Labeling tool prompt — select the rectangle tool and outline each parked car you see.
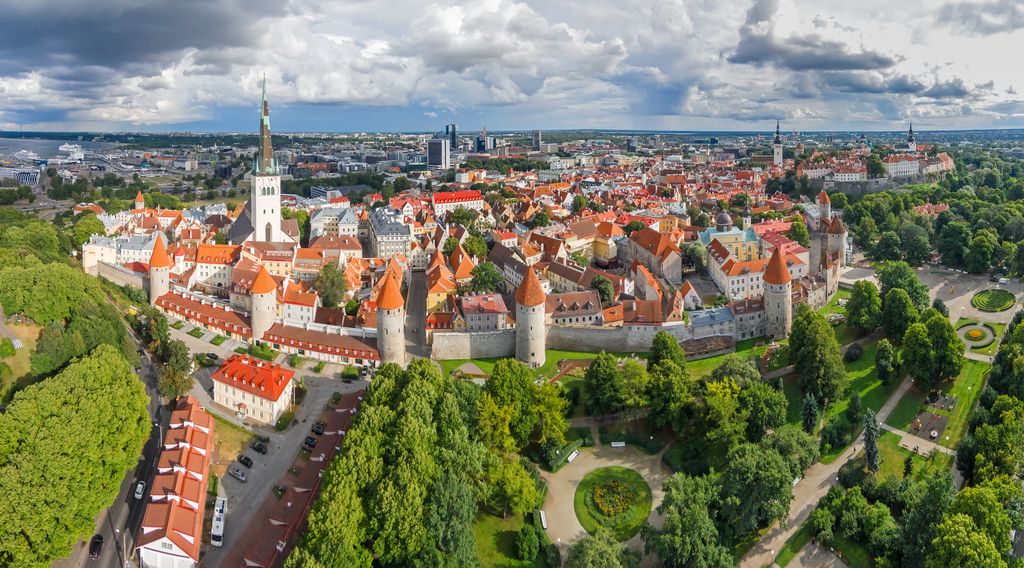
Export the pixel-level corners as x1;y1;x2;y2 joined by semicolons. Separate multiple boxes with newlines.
228;466;247;482
304;436;318;449
251;441;268;454
359;366;369;378
207;352;220;360
134;481;146;500
89;535;103;560
311;422;325;435
238;454;254;468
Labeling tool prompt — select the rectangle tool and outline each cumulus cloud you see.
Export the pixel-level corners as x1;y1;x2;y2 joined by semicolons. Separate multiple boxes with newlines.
937;0;1024;35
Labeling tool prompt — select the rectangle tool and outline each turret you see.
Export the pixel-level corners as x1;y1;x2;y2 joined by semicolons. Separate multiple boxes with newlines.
827;215;848;265
250;265;277;344
817;190;831;224
515;267;547;368
148;234;172;305
375;274;406;366
135;190;145;211
762;246;792;340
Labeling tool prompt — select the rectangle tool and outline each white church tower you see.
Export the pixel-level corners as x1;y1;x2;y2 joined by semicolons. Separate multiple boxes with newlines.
251;78;283;243
772;120;784;167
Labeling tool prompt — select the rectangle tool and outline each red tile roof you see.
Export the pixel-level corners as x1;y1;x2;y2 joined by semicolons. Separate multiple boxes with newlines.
211;354;294;403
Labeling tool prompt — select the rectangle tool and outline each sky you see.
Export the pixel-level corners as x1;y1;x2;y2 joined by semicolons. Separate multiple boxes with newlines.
0;0;1023;133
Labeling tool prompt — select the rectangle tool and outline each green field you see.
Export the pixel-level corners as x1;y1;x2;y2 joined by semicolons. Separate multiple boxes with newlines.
573;466;652;541
971;289;1015;312
473;513;543;568
883;360;989;448
774;522;812;567
876;431;953;481
833;535;874;568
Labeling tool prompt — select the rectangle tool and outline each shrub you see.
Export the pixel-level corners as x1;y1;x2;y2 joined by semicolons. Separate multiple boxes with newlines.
0;337;14;358
820;415;853;452
516;525;539;561
313;361;326;373
843;343;863;362
275;410;295;431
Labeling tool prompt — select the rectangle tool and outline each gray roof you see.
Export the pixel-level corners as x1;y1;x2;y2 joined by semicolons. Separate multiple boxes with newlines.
689;307;735;326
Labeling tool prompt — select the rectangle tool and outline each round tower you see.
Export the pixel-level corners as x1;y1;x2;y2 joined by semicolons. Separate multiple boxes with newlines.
250;265;278;344
817;191;831;225
148;234;172;305
763;246;793;340
515;267;547;368
826;215;848;265
375;274;406;367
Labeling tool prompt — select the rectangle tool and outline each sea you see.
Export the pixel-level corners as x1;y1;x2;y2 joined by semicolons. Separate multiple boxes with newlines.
0;138;119;160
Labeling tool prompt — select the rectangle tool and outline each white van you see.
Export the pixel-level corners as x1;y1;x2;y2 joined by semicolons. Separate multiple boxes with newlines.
211;497;227;547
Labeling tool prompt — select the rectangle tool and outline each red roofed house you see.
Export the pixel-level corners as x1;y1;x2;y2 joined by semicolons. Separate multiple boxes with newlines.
136;396;213;568
211;354;295;425
432;189;484;216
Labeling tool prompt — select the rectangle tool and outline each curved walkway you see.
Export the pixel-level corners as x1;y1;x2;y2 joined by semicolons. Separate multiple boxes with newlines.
541;442;671;567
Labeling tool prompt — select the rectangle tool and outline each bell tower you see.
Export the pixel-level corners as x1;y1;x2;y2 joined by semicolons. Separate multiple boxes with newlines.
250;76;282;243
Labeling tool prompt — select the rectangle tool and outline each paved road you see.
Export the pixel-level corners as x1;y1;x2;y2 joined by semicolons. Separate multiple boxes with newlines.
53;341;163;568
739;375;914;568
404;269;429;359
541;439;671;567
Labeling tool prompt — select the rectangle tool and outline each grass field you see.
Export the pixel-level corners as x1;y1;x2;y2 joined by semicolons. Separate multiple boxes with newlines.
883;360;989;448
876;431;953;481
209;412;254;477
473;513;543;567
775;522;812;567
573;466;652;541
972;289;1015;312
0;324;41;402
820;289;856;345
833;535;874;568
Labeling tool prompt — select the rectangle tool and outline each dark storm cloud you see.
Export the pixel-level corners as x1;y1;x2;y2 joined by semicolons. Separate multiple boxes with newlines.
728;0;896;71
0;0;283;77
818;72;926;95
938;0;1024;35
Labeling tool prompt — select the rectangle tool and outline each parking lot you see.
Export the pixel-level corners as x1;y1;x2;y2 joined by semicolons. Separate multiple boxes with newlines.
196;370;369;566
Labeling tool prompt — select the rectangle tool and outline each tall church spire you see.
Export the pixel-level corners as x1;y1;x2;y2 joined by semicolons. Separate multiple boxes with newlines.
254;75;276;175
773;120;783;144
907;122;915;142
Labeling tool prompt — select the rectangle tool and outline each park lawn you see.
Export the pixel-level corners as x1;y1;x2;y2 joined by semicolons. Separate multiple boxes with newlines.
573;466;652;541
883;386;926;431
781;373;803;426
940;360;989;448
833;535;874;568
210;334;227;346
1;324;40;398
732;527;770;563
685;337;763;380
209;412;254;478
775;522;812;567
820;288;852;317
954;317;978;330
876;431;953;481
473;513;543;568
560;376;587;418
970;322;1005;356
441;349;648;380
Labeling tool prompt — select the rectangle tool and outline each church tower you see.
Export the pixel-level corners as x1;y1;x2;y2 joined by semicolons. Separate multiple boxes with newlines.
907;123;917;153
250;264;278;344
763;246;792;340
772;120;784;166
251;77;283;243
817;190;831;226
376;274;406;366
148;234;172;305
515;267;547;368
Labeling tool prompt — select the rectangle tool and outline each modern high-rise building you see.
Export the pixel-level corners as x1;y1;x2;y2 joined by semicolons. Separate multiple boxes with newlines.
427;137;451;169
531;129;542;149
445;123;458;151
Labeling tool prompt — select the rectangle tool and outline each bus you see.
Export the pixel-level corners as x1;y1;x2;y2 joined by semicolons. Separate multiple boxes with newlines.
211;497;226;547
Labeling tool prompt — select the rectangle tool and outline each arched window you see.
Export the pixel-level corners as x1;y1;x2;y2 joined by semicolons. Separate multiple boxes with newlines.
265;222;273;242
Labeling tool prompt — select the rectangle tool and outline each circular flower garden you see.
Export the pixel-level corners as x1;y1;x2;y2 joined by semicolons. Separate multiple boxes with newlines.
573;466;652;541
971;289;1015;312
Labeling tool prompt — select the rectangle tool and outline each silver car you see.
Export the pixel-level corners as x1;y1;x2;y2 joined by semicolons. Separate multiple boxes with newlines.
228;466;247;483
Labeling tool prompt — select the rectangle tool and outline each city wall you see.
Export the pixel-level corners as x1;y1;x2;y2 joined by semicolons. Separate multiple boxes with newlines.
431;329;515;360
96;261;147;290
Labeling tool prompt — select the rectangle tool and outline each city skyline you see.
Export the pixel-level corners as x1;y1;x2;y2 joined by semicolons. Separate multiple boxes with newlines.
0;0;1022;132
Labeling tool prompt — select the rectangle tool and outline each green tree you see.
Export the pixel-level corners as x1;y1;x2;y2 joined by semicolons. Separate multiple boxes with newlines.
641;473;732;568
583;352;627;415
159;369;194;399
948;486;1012;553
314;262;347;308
872;231;902;262
572;194;589;213
966;230;998;274
846;280;882;335
71;213;106;247
925;514;1006;568
515;525;539;561
462;235;488;258
649;331;687;370
877;261;930;309
624;220;645;235
469;261;502;293
902;323;934;389
648;360;692;432
864;409;880;473
527;211;550;228
564;528;640;568
477;393;516;453
901;472;955;565
802;393;819;434
882;288;919;340
484;359;537;448
924;314;965;384
718;443;793;538
0;345;149;566
442;236;460;257
786;218;810;247
591;275;615;306
932;297;949;317
788;305;847;403
900;224;931;266
484;456;540;518
875;338;899;386
739;382;787;442
422;472;478;567
162;338;192;376
936;221;972;267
